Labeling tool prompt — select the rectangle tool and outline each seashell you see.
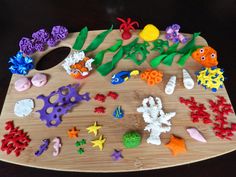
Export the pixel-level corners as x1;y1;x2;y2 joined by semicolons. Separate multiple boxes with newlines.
187;127;207;143
183;69;194;89
165;76;176;95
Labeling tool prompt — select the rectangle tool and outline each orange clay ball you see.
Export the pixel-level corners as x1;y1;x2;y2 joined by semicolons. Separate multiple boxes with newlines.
140;69;163;86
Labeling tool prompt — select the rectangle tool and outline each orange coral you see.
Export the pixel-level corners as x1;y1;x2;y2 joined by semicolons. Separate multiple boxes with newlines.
140;69;163;86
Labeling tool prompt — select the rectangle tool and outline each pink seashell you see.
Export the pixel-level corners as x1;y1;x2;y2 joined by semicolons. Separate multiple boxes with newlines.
14;77;31;92
187;127;207;143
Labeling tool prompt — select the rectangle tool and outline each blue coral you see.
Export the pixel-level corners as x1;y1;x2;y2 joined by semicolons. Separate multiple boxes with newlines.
9;51;34;75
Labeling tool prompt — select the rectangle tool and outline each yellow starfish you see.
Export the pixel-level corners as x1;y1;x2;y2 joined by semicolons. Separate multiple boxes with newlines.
86;122;101;136
91;135;106;151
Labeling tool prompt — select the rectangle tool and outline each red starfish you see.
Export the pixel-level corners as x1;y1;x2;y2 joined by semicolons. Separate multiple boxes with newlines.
117;17;139;40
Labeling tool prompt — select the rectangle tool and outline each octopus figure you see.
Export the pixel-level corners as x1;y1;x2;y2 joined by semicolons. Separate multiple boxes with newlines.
117;17;139;40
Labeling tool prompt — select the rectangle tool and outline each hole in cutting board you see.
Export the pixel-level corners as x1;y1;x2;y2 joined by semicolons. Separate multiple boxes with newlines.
35;47;71;70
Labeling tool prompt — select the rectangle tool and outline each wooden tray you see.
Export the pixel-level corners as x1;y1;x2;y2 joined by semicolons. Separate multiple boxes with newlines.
0;30;235;172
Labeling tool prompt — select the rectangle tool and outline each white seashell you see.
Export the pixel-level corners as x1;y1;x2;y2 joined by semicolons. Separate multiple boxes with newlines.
183;69;194;89
165;76;176;95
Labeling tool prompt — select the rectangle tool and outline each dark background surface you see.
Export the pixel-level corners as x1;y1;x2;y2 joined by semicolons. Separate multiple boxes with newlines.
0;0;236;176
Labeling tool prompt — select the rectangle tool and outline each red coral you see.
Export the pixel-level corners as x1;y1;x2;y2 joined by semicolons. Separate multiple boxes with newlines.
209;96;235;140
1;121;31;157
94;106;106;113
94;94;106;102
179;97;211;124
107;91;119;100
117;17;139;40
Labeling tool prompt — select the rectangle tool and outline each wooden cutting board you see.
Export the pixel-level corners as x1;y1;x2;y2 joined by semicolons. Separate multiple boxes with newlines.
0;29;235;172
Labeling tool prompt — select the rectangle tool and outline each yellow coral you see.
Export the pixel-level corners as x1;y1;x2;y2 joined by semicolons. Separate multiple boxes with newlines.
139;24;160;41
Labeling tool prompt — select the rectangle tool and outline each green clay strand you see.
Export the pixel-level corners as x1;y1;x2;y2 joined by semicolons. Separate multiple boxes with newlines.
178;32;201;54
96;47;124;76
151;39;169;54
122;38;139;54
93;39;123;66
162;53;177;66
166;42;179;55
150;54;168;68
72;26;88;50
84;25;113;53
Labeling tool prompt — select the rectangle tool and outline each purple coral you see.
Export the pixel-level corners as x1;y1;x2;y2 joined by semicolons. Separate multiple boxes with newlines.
165;24;188;44
51;26;68;40
19;37;36;55
47;37;59;47
32;29;50;43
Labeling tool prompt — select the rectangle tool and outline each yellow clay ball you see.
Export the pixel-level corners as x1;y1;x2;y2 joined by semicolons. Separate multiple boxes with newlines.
139;24;160;41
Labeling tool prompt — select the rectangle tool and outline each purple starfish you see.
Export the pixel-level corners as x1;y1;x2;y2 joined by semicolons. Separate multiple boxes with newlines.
111;149;123;161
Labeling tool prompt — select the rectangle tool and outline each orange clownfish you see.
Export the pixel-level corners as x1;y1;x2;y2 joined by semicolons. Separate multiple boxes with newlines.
191;46;218;67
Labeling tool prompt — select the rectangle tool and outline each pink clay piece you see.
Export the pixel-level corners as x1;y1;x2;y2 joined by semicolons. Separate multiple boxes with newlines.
14;77;31;92
31;73;47;87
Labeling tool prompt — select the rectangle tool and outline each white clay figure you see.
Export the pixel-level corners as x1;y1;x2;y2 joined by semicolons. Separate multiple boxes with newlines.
183;69;194;89
165;76;176;95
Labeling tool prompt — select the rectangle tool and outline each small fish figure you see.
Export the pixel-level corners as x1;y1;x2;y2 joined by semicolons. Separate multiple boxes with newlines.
111;70;139;85
192;46;218;68
113;106;124;119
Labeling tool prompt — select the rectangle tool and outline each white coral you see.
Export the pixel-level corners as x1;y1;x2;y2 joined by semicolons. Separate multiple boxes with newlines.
137;96;176;145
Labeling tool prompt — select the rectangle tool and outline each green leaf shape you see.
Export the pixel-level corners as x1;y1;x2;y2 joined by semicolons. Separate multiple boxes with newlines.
96;47;124;76
84;25;113;53
93;39;123;66
162;53;177;66
72;26;88;50
150;54;168;68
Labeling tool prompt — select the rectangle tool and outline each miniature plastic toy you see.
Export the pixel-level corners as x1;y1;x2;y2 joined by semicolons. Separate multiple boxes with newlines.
195;66;224;92
14;99;34;117
113;106;124;119
165;24;188;43
77;148;85;155
9;51;34;75
68;127;79;138
111;70;139;85
31;73;47;87
140;69;163;86
186;128;207;143
62;51;94;79
35;139;50;156
122;131;141;148
94;94;106;102
165;135;187;156
117;17;139;40
91;135;106;151
137;96;176;145
107;91;119;100
36;83;90;127
94;106;106;113
111;149;123;161
139;24;160;41
0;121;31;157
86;122;101;136
165;76;176;95
192;46;218;67
52;137;62;156
183;69;194;90
14;77;32;92
75;139;86;147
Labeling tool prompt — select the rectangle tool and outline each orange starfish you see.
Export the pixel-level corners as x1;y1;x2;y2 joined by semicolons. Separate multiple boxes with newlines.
68;127;79;138
165;135;187;156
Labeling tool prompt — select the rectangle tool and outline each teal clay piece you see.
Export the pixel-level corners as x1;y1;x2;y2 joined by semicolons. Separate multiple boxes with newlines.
122;131;141;148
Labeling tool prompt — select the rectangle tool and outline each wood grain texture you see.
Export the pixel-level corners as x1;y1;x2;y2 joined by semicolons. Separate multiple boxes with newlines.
0;30;235;172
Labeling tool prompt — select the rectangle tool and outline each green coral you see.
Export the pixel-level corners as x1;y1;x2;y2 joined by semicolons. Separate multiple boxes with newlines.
122;131;142;148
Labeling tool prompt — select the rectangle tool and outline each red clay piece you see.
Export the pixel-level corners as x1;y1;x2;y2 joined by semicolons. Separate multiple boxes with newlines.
94;94;106;102
209;96;235;140
117;17;139;40
1;121;31;157
179;97;211;124
94;106;106;113
107;91;119;100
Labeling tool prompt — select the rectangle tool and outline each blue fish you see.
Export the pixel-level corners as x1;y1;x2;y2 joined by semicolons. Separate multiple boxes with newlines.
113;106;124;119
111;70;139;85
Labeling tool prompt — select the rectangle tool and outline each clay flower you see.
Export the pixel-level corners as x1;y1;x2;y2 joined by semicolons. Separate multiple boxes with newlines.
19;37;35;55
51;26;68;40
32;29;50;43
9;51;34;75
